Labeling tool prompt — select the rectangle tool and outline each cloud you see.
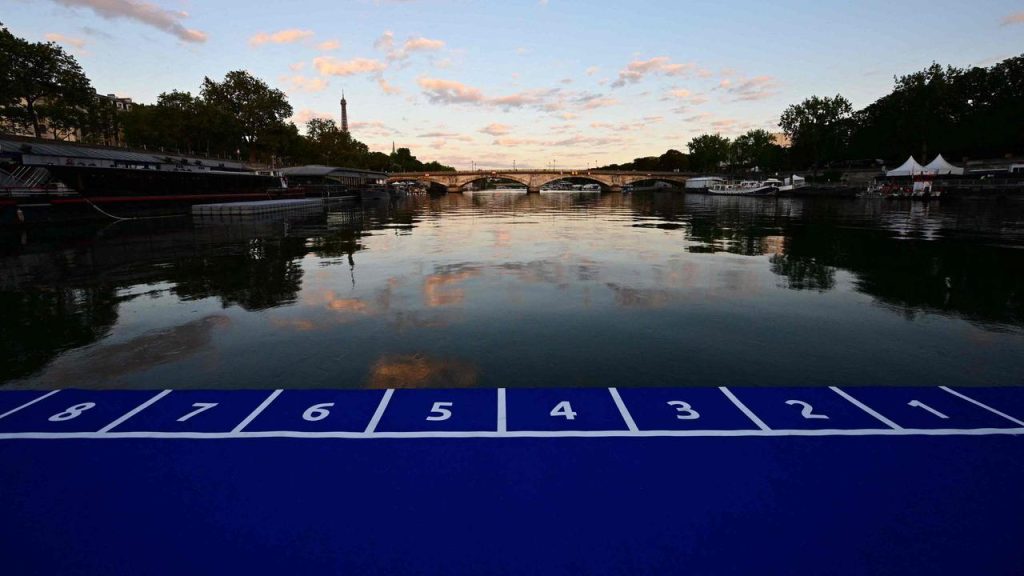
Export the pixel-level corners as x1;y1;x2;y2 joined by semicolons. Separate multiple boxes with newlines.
292;109;336;126
44;32;88;49
289;61;306;72
417;77;486;104
378;77;401;95
1002;12;1024;25
48;0;207;43
317;39;341;51
314;56;388;76
612;56;695;87
377;32;446;61
351;121;399;137
281;75;328;93
585;66;599;76
480;123;511;136
718;75;779;101
250;28;314;46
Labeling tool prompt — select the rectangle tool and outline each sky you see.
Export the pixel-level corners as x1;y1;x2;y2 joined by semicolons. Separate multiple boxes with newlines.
3;0;1023;169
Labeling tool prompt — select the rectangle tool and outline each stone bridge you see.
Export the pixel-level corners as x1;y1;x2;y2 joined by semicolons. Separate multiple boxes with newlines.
387;170;692;193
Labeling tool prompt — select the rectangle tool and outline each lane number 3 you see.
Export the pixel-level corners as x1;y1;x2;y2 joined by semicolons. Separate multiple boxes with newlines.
667;401;700;420
785;400;829;420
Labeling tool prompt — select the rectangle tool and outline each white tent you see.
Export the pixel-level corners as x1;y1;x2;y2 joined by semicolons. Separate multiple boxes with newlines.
923;154;964;175
886;156;926;177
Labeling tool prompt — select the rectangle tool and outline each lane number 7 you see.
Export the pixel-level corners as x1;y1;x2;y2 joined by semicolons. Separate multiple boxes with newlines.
177;402;218;422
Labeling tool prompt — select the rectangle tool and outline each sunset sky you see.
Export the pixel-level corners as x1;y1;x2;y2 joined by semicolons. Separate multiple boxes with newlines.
4;0;1023;168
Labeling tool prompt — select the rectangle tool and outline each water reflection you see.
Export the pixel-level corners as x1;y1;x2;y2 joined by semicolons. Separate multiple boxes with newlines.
2;193;1022;388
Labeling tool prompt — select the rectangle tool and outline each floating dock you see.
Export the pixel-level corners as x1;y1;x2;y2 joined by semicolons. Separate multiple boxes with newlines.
191;198;326;219
2;385;1022;575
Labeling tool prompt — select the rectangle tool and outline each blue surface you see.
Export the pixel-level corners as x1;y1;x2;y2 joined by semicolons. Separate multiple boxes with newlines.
1;386;1023;575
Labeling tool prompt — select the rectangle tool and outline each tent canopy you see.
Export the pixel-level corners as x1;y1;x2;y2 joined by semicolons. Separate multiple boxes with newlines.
923;154;964;175
886;156;925;176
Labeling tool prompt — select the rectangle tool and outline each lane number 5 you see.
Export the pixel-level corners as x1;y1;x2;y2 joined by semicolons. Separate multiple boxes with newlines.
427;402;453;421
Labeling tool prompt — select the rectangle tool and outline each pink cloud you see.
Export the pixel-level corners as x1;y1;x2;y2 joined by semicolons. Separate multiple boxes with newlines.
612;56;696;87
281;75;328;93
250;28;314;46
719;75;779;101
314;56;388;76
378;78;401;95
49;0;206;42
480;123;512;136
44;32;88;49
417;77;486;104
317;39;341;51
1002;11;1024;25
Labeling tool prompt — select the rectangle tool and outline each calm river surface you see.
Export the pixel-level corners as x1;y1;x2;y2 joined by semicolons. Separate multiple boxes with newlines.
2;192;1023;389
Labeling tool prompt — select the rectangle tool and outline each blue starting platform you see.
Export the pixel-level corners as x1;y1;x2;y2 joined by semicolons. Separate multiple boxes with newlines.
1;386;1023;575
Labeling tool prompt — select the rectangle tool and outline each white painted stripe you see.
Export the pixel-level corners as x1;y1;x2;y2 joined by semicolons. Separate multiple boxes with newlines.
609;388;638;432
497;388;507;433
231;389;283;433
719;387;770;431
0;390;60;421
830;387;902;430
0;427;1022;441
364;389;394;434
98;390;171;433
940;387;1024;427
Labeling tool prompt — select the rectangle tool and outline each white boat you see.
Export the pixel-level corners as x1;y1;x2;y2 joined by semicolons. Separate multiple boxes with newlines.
580;183;601;192
707;180;779;196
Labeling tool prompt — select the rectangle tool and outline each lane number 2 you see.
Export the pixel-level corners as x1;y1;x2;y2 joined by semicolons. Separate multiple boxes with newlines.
48;403;96;422
908;400;949;419
667;401;700;420
427;402;453;421
177;402;218;422
550;401;577;420
785;400;829;420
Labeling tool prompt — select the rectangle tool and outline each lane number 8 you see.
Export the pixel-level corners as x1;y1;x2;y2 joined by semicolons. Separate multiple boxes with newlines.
48;403;96;422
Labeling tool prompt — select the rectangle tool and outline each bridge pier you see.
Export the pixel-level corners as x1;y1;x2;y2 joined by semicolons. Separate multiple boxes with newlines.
608;185;623;193
446;186;463;194
527;187;541;194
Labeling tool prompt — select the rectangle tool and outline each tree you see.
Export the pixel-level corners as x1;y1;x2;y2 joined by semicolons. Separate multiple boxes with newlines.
687;134;732;172
731;129;782;171
0;23;94;137
200;71;292;152
779;95;853;174
657;149;689;172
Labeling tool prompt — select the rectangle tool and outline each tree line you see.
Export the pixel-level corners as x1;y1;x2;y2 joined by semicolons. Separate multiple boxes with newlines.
604;54;1023;175
0;23;453;172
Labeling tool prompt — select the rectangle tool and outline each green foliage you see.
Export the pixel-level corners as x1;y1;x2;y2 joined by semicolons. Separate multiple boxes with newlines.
731;129;783;170
687;134;732;172
200;71;292;147
0;23;94;138
779;95;853;172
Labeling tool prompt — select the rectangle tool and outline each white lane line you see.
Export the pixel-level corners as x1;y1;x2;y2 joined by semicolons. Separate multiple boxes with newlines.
609;388;638;432
1;427;1023;441
0;390;60;421
364;389;394;434
719;387;770;431
98;390;172;433
497;388;507;433
231;389;283;433
940;387;1024;427
830;387;902;430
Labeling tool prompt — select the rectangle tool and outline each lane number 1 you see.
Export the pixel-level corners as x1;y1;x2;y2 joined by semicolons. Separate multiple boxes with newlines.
908;400;949;419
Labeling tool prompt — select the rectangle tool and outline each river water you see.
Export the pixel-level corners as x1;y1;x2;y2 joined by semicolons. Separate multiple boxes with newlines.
2;192;1022;389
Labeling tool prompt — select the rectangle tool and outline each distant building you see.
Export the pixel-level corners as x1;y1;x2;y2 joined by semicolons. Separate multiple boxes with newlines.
340;92;349;134
0;91;133;144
